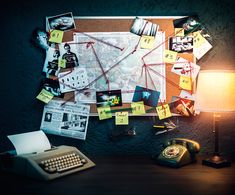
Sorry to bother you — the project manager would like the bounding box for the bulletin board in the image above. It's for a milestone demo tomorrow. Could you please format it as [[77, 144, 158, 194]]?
[[59, 16, 195, 116]]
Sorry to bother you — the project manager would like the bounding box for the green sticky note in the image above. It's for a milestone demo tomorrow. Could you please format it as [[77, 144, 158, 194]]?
[[49, 30, 64, 43], [131, 101, 146, 115], [156, 104, 172, 120], [36, 89, 54, 103], [58, 59, 66, 68], [115, 112, 129, 125], [97, 106, 112, 120]]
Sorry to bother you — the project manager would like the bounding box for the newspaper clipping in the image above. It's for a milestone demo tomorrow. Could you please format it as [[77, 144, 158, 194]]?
[[40, 100, 90, 140]]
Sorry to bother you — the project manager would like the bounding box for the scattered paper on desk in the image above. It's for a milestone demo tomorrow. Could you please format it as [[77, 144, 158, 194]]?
[[171, 57, 200, 81], [175, 28, 184, 37], [179, 75, 192, 90], [58, 59, 66, 68], [193, 33, 212, 60], [49, 30, 64, 43], [156, 104, 172, 120], [36, 89, 54, 103], [97, 106, 112, 120], [164, 50, 178, 63], [58, 67, 89, 93], [115, 112, 129, 125], [7, 130, 51, 155], [140, 35, 155, 49], [131, 101, 145, 115]]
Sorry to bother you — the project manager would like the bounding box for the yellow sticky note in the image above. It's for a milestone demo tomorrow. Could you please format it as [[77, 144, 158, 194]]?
[[131, 101, 146, 115], [49, 30, 64, 43], [58, 59, 66, 68], [156, 104, 172, 120], [36, 89, 54, 103], [179, 76, 192, 90], [164, 50, 178, 63], [193, 31, 206, 48], [140, 35, 155, 49], [175, 28, 184, 37], [97, 106, 112, 120], [115, 112, 129, 125]]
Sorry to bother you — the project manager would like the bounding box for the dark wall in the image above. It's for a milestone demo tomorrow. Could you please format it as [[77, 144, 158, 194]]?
[[0, 0, 235, 159]]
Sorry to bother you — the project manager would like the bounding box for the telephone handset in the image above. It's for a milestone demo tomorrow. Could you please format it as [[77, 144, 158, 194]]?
[[157, 138, 200, 168]]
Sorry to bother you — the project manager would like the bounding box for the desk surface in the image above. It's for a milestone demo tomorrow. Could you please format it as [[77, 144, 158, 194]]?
[[0, 156, 234, 195]]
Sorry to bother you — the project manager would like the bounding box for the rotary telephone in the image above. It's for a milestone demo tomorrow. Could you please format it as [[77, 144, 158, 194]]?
[[156, 138, 200, 168]]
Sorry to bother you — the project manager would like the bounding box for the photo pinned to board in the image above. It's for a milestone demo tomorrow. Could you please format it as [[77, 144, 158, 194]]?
[[96, 90, 122, 107], [169, 36, 193, 53], [130, 17, 159, 37], [43, 47, 61, 77], [132, 86, 160, 107], [43, 78, 64, 98], [59, 42, 79, 69], [47, 12, 76, 31], [169, 96, 195, 117]]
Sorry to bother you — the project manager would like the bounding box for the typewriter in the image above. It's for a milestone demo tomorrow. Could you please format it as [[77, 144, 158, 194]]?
[[0, 145, 95, 180]]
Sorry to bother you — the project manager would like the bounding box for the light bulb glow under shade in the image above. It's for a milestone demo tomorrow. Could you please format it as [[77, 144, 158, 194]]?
[[195, 70, 235, 112]]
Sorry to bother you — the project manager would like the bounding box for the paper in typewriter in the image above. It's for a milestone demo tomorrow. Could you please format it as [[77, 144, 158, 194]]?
[[40, 100, 90, 140], [7, 130, 51, 155], [74, 32, 166, 103]]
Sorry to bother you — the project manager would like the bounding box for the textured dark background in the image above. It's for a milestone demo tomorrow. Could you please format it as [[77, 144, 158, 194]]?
[[0, 0, 234, 160]]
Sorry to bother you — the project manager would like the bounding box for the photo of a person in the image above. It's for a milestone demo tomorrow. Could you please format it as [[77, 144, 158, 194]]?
[[61, 43, 79, 68], [47, 49, 60, 76], [44, 112, 52, 122]]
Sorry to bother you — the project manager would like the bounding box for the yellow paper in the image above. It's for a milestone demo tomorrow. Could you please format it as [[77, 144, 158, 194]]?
[[115, 112, 129, 125], [175, 28, 184, 37], [49, 30, 64, 43], [193, 31, 206, 48], [156, 104, 172, 120], [140, 35, 155, 49], [97, 106, 112, 120], [36, 89, 54, 103], [164, 50, 178, 63], [58, 59, 66, 68], [179, 76, 192, 90], [131, 101, 145, 115]]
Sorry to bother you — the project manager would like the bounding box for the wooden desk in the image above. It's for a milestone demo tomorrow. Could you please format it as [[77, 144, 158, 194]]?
[[0, 156, 234, 195]]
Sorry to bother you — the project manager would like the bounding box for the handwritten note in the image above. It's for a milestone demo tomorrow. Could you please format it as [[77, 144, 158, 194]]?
[[131, 101, 145, 115], [58, 59, 66, 68], [156, 104, 172, 120], [140, 35, 155, 49], [36, 89, 54, 103], [49, 30, 64, 43], [97, 106, 112, 120], [179, 76, 192, 90], [175, 28, 184, 37], [193, 31, 206, 48], [115, 112, 129, 125], [164, 50, 178, 63]]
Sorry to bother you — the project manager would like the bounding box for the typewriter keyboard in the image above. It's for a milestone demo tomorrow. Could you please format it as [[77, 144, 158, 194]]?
[[39, 153, 87, 173]]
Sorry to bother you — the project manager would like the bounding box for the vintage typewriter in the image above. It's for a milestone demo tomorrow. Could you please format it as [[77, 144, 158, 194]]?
[[0, 145, 95, 180]]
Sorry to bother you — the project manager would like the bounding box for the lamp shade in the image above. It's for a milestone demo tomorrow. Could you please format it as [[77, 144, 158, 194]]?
[[195, 70, 235, 112]]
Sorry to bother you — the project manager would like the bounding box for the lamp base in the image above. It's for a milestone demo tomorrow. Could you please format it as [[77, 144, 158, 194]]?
[[202, 155, 231, 168]]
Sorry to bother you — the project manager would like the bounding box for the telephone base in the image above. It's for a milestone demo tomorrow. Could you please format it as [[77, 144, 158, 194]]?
[[202, 155, 231, 168]]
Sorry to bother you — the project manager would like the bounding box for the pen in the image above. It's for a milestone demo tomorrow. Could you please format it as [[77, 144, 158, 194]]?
[[153, 125, 166, 128]]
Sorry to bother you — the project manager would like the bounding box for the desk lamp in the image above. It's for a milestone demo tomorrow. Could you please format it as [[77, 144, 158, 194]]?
[[195, 70, 235, 168]]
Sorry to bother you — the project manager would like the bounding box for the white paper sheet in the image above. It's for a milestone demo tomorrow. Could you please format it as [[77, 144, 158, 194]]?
[[7, 130, 51, 155]]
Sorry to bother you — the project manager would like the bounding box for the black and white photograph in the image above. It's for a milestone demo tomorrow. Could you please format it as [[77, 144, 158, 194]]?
[[61, 114, 87, 132], [43, 47, 60, 77], [169, 36, 193, 53], [130, 17, 159, 37], [59, 42, 79, 68], [47, 12, 76, 31]]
